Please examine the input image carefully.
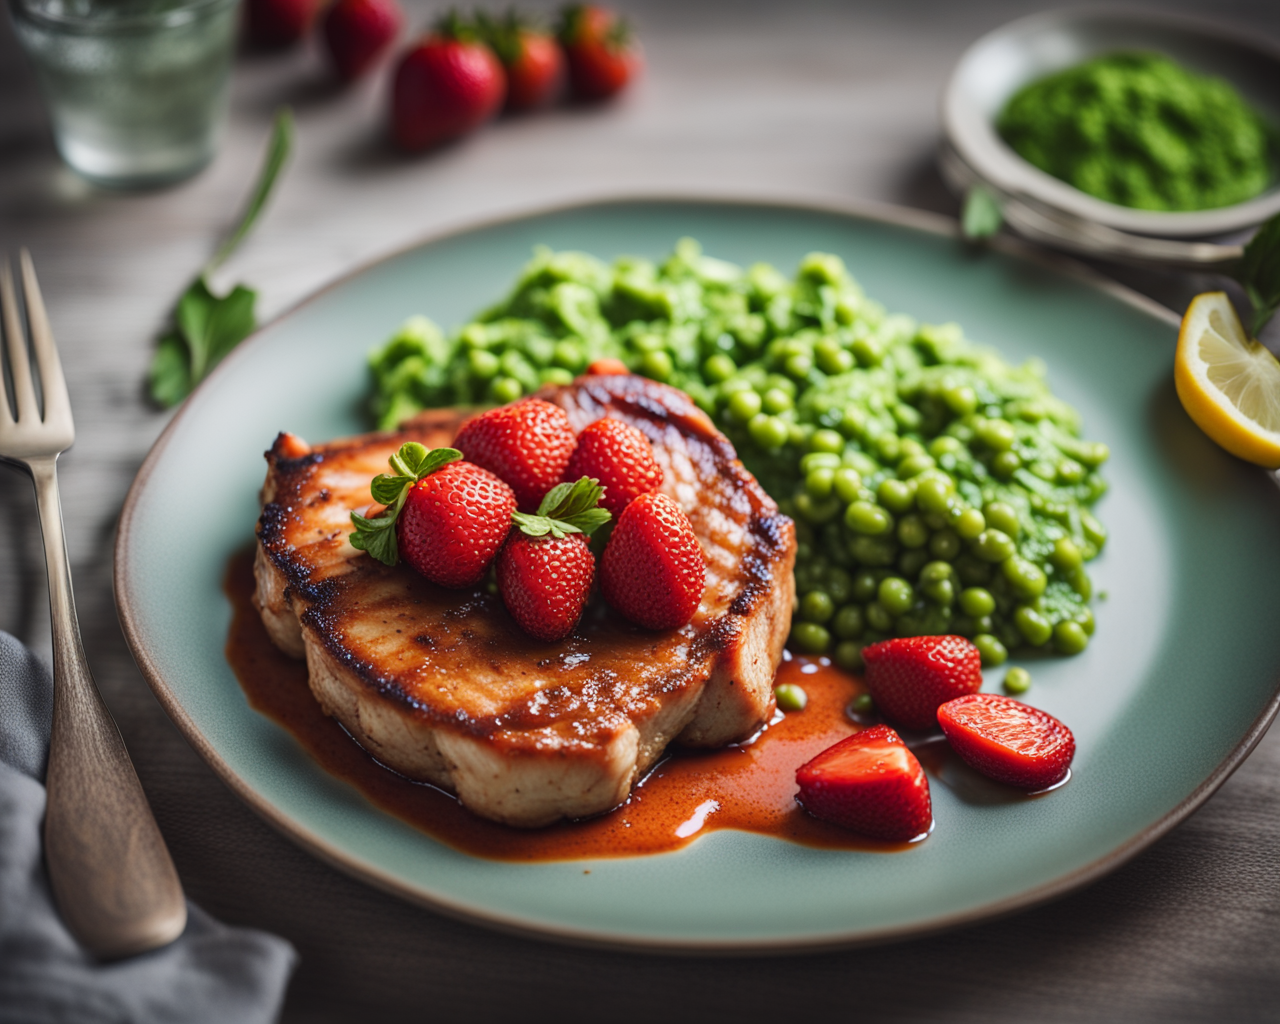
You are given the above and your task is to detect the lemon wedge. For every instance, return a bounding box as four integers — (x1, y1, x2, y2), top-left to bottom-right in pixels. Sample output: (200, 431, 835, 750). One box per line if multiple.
(1174, 291, 1280, 468)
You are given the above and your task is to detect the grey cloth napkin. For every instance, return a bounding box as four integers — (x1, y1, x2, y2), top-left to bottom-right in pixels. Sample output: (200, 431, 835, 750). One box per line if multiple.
(0, 631, 297, 1024)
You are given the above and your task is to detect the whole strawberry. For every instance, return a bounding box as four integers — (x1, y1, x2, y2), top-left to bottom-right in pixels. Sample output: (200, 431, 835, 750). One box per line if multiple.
(453, 398, 577, 512)
(498, 477, 612, 641)
(600, 491, 705, 630)
(558, 4, 642, 101)
(563, 417, 662, 516)
(478, 11, 565, 111)
(937, 694, 1075, 791)
(246, 0, 320, 47)
(349, 442, 515, 588)
(795, 725, 933, 842)
(323, 0, 402, 81)
(391, 15, 505, 152)
(862, 635, 982, 731)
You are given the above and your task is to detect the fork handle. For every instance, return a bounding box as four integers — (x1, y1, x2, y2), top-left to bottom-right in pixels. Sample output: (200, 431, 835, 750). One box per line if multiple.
(29, 454, 187, 959)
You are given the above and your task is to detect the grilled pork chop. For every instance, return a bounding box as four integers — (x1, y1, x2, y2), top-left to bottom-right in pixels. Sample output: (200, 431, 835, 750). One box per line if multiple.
(254, 375, 796, 827)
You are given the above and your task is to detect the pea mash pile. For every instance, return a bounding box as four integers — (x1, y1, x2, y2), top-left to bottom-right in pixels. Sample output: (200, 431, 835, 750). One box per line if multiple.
(368, 240, 1108, 669)
(998, 52, 1274, 212)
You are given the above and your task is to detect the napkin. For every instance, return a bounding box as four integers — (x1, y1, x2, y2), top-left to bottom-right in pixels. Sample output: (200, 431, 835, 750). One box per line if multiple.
(0, 630, 297, 1024)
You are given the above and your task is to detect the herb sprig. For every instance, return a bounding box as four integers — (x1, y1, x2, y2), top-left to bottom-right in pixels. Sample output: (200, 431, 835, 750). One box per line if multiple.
(149, 108, 294, 407)
(1240, 212, 1280, 337)
(349, 442, 463, 565)
(512, 477, 612, 539)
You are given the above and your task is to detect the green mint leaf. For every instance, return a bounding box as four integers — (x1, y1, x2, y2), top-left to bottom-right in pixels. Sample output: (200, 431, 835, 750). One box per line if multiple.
(370, 474, 412, 506)
(173, 275, 257, 383)
(1240, 211, 1280, 336)
(516, 476, 612, 538)
(962, 186, 1003, 240)
(148, 333, 191, 408)
(208, 108, 295, 272)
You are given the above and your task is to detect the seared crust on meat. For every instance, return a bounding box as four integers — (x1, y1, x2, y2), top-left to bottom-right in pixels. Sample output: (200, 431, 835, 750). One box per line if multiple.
(255, 376, 795, 828)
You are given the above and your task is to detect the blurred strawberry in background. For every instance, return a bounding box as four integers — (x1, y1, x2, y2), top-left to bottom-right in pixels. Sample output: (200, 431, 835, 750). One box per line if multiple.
(478, 11, 565, 111)
(323, 0, 403, 80)
(246, 0, 322, 47)
(558, 4, 642, 101)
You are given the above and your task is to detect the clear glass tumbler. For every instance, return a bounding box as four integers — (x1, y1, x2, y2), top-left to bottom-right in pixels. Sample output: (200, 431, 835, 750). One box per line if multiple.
(10, 0, 241, 187)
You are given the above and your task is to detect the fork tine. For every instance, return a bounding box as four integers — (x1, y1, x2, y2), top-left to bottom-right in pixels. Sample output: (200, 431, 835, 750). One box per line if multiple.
(19, 249, 73, 432)
(0, 257, 40, 426)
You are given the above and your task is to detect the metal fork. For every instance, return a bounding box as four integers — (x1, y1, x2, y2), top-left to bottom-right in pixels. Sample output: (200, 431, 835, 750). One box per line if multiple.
(0, 250, 185, 959)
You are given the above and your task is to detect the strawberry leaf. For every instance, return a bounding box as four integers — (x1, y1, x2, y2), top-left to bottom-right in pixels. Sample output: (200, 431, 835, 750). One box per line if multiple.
(513, 476, 612, 539)
(349, 443, 463, 563)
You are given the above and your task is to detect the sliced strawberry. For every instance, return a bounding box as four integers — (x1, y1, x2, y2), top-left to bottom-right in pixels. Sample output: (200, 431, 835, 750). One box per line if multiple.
(497, 477, 611, 641)
(563, 417, 663, 516)
(795, 725, 933, 841)
(861, 635, 982, 731)
(937, 694, 1075, 790)
(453, 398, 577, 512)
(600, 491, 705, 630)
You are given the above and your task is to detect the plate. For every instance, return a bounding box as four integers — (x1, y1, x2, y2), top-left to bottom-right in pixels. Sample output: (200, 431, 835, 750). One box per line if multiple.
(116, 198, 1280, 951)
(943, 9, 1280, 237)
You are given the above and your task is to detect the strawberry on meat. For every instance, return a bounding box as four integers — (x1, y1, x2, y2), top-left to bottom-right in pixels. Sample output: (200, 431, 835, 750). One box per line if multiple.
(453, 398, 578, 512)
(937, 694, 1075, 790)
(349, 441, 515, 588)
(478, 11, 566, 111)
(246, 0, 320, 47)
(391, 15, 506, 152)
(563, 417, 663, 516)
(600, 491, 705, 630)
(795, 725, 933, 841)
(861, 635, 983, 731)
(586, 357, 629, 376)
(498, 477, 612, 641)
(558, 4, 642, 101)
(323, 0, 402, 81)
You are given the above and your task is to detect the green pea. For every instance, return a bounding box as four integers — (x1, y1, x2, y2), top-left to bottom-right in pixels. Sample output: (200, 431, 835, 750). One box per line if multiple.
(774, 683, 808, 711)
(929, 435, 965, 458)
(1002, 556, 1047, 599)
(850, 535, 898, 566)
(929, 528, 961, 560)
(974, 528, 1016, 563)
(795, 493, 840, 524)
(809, 429, 844, 455)
(1057, 459, 1085, 484)
(1051, 537, 1083, 572)
(833, 604, 865, 640)
(833, 467, 863, 503)
(878, 577, 914, 616)
(1054, 620, 1089, 655)
(874, 433, 902, 463)
(539, 367, 574, 385)
(468, 348, 501, 379)
(785, 353, 813, 379)
(959, 586, 996, 617)
(992, 450, 1021, 478)
(1068, 568, 1092, 600)
(790, 622, 831, 654)
(898, 438, 926, 459)
(703, 353, 736, 382)
(838, 407, 867, 438)
(974, 633, 1008, 667)
(897, 454, 937, 479)
(762, 387, 793, 414)
(845, 501, 892, 536)
(1081, 512, 1107, 549)
(799, 591, 835, 624)
(850, 692, 875, 715)
(923, 578, 954, 605)
(897, 514, 929, 549)
(852, 570, 879, 602)
(815, 340, 854, 375)
(1082, 442, 1110, 467)
(798, 451, 838, 472)
(805, 467, 835, 499)
(983, 501, 1020, 538)
(893, 404, 922, 431)
(834, 642, 864, 672)
(1014, 605, 1053, 646)
(920, 560, 952, 584)
(1075, 606, 1096, 636)
(749, 413, 790, 449)
(490, 376, 523, 403)
(976, 418, 1016, 451)
(641, 350, 673, 381)
(1003, 666, 1032, 695)
(865, 600, 894, 632)
(947, 507, 982, 542)
(943, 384, 978, 416)
(911, 476, 948, 515)
(728, 389, 762, 423)
(898, 548, 930, 579)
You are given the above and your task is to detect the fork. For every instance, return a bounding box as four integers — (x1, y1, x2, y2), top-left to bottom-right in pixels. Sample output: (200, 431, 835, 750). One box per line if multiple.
(0, 250, 186, 959)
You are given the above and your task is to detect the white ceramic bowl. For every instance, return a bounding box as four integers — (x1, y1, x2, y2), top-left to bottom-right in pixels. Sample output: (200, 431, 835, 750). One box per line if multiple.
(943, 8, 1280, 238)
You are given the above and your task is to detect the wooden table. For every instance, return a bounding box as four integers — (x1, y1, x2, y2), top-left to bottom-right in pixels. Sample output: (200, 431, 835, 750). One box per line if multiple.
(3, 1, 1279, 1020)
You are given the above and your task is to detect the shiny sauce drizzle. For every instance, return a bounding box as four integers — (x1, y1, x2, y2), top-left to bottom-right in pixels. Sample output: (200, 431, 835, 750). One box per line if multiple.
(224, 550, 919, 860)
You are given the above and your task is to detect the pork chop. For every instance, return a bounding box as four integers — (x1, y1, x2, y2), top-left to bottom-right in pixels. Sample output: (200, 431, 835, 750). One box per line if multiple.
(254, 375, 796, 828)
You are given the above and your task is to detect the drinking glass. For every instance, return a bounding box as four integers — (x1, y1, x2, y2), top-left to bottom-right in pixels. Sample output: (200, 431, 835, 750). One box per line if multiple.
(10, 0, 241, 187)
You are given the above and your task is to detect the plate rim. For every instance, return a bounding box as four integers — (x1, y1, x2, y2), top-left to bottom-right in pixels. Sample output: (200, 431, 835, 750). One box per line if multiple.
(114, 193, 1280, 954)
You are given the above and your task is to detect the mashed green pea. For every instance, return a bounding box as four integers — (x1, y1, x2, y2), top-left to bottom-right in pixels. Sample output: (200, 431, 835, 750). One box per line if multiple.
(998, 52, 1275, 212)
(366, 238, 1109, 658)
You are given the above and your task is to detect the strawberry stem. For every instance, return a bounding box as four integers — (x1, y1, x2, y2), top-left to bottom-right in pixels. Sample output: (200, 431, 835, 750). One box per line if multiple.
(512, 476, 612, 539)
(350, 442, 462, 565)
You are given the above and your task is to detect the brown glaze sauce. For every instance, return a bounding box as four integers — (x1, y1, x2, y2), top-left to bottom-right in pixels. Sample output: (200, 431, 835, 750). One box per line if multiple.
(224, 550, 921, 860)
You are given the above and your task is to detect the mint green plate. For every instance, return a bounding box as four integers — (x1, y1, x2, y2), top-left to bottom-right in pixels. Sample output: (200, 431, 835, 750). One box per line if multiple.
(116, 199, 1280, 951)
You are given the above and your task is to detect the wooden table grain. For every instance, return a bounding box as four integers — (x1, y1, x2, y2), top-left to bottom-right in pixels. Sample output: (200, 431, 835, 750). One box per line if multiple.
(3, 1, 1279, 1020)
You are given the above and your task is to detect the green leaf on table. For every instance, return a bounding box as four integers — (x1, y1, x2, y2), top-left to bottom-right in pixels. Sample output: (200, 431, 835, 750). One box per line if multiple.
(148, 108, 294, 408)
(961, 186, 1003, 240)
(1240, 210, 1280, 336)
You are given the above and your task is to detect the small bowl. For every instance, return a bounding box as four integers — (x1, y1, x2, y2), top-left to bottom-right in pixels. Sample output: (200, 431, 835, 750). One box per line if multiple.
(943, 8, 1280, 238)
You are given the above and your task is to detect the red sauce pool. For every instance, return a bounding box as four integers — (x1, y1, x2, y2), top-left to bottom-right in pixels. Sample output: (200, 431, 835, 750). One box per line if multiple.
(223, 550, 919, 860)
